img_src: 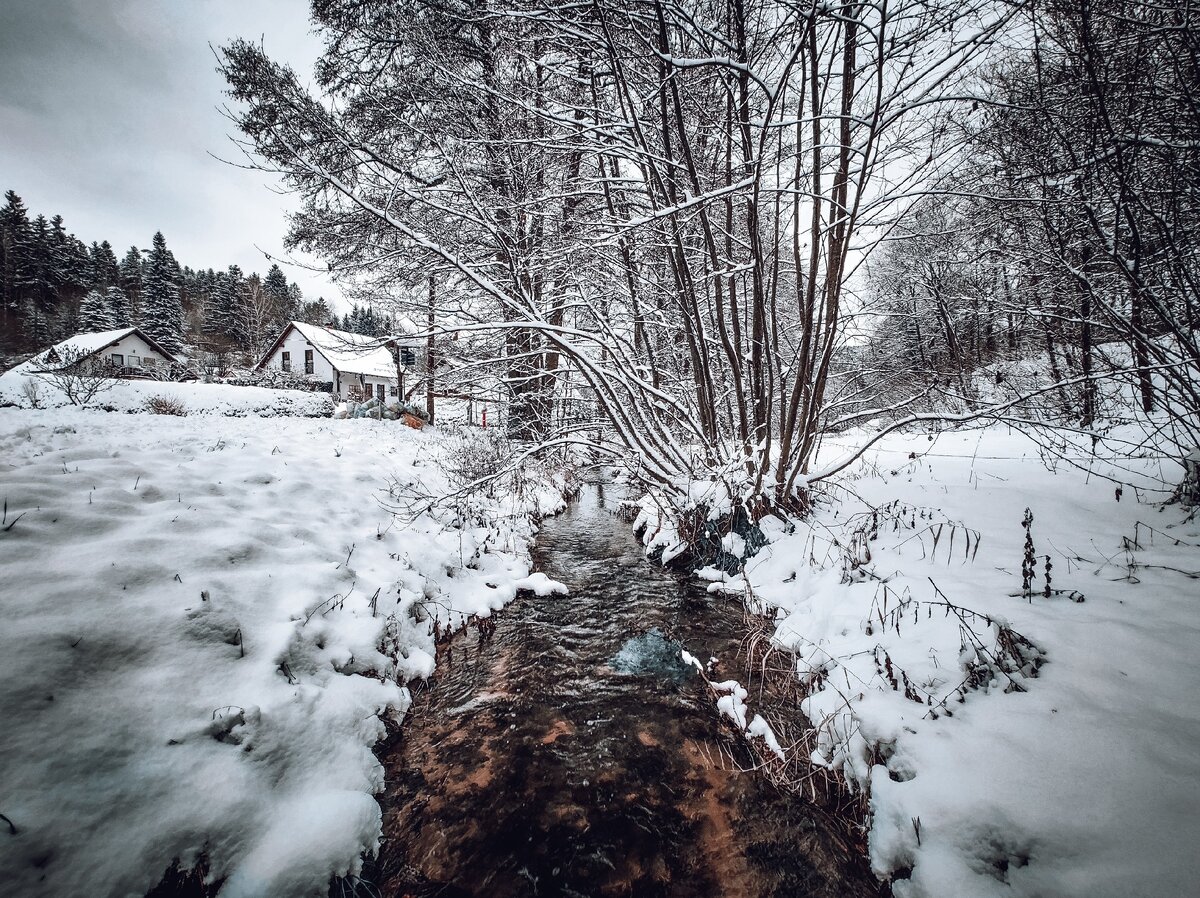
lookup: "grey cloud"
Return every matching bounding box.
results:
[0,0,340,305]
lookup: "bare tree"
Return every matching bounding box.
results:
[30,345,119,406]
[221,0,1018,515]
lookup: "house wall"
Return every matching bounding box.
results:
[96,334,172,370]
[355,372,400,402]
[265,328,337,385]
[264,328,404,400]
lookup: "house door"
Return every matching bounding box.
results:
[376,384,386,402]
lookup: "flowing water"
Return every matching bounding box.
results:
[373,481,885,898]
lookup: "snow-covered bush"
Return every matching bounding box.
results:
[144,394,187,416]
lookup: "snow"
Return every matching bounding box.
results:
[730,424,1200,897]
[513,571,568,596]
[713,680,750,729]
[0,367,334,417]
[0,407,566,896]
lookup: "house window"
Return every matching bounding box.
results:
[377,383,386,401]
[281,351,291,372]
[400,347,416,367]
[111,353,124,367]
[389,385,398,396]
[304,349,314,375]
[128,356,141,368]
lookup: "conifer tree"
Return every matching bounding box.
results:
[286,282,303,317]
[140,231,183,352]
[1,190,33,346]
[90,241,120,289]
[298,296,331,325]
[106,285,131,328]
[23,215,57,346]
[78,289,116,333]
[207,264,245,346]
[118,245,144,311]
[48,217,90,322]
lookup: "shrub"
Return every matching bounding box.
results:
[144,395,187,416]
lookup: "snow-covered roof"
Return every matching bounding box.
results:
[283,322,405,378]
[392,315,420,337]
[5,327,175,376]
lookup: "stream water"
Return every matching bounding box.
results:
[372,481,885,897]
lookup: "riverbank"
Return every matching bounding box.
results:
[0,409,566,897]
[709,425,1200,897]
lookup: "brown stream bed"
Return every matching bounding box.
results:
[370,481,886,898]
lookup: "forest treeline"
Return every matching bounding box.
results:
[0,190,391,363]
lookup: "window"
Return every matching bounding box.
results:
[111,353,124,367]
[128,356,141,368]
[304,349,314,375]
[281,351,291,372]
[389,385,398,397]
[377,383,386,401]
[400,347,416,367]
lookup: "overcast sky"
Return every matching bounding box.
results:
[0,0,343,305]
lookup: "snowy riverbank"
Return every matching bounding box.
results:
[0,409,567,896]
[699,426,1200,897]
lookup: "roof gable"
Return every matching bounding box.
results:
[259,321,408,378]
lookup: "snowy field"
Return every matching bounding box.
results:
[0,367,334,417]
[691,426,1200,897]
[0,407,566,896]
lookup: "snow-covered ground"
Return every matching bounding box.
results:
[694,426,1200,897]
[0,366,334,417]
[0,407,566,896]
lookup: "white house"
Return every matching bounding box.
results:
[256,321,422,401]
[13,327,176,376]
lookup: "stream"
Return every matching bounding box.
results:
[372,480,885,897]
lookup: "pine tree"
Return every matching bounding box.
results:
[140,231,183,352]
[118,245,143,311]
[1,190,33,347]
[90,241,120,289]
[48,217,90,330]
[106,285,131,328]
[211,264,245,346]
[263,263,288,305]
[78,289,116,332]
[298,296,331,325]
[23,215,57,346]
[287,282,303,318]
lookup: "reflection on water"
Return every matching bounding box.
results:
[374,481,884,898]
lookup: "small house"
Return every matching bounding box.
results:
[256,321,422,401]
[22,327,176,376]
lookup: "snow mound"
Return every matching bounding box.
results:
[0,410,563,896]
[0,370,333,417]
[737,425,1200,897]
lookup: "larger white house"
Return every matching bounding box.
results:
[256,321,422,401]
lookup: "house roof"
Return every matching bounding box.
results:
[7,327,176,375]
[259,322,407,378]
